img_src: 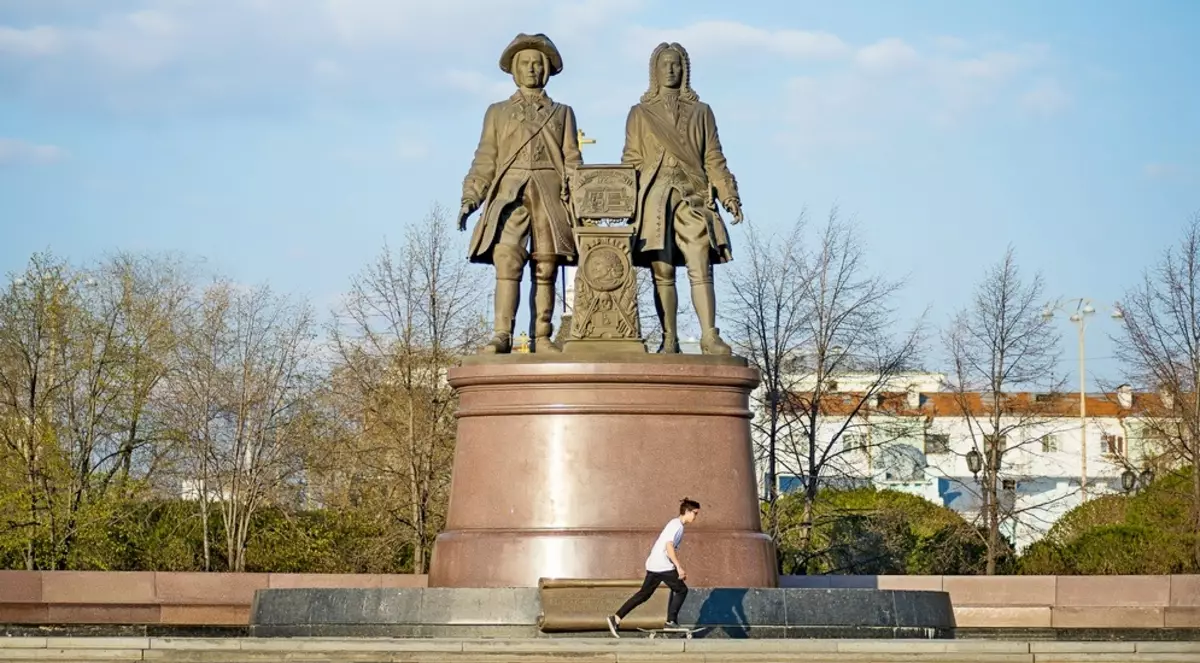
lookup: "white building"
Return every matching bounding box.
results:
[754,374,1165,551]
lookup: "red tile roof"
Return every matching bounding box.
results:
[785,390,1168,418]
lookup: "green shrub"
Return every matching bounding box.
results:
[769,487,992,575]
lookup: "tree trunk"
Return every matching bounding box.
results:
[234,509,249,573]
[1193,448,1200,570]
[199,494,211,572]
[407,396,425,575]
[223,499,236,572]
[25,461,38,570]
[985,466,998,575]
[797,478,817,574]
[115,414,139,494]
[766,406,780,544]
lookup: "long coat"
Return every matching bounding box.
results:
[461,91,582,263]
[621,97,740,266]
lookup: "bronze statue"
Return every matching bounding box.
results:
[622,42,743,355]
[458,33,583,354]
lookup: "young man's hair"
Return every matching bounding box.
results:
[679,497,701,515]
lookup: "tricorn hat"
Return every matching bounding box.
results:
[499,33,563,76]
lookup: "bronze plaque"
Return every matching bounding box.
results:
[571,165,637,220]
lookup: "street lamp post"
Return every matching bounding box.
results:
[1121,465,1155,494]
[1042,298,1123,502]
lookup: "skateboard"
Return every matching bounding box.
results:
[636,626,706,639]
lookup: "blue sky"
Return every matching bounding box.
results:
[1,0,1197,386]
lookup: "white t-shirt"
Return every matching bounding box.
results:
[645,517,685,573]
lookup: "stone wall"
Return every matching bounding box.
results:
[781,575,1200,628]
[0,572,1196,629]
[0,572,429,625]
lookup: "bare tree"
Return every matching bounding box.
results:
[725,207,924,567]
[0,253,79,569]
[943,246,1066,574]
[324,205,487,573]
[0,251,192,569]
[1113,214,1200,568]
[51,252,196,567]
[166,280,316,571]
[96,252,194,496]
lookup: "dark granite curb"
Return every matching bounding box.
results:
[249,587,956,639]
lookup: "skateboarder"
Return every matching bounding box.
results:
[605,498,700,637]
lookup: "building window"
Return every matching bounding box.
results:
[924,433,950,455]
[1041,434,1059,453]
[777,475,803,494]
[1102,434,1125,456]
[843,433,867,453]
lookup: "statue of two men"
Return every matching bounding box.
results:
[458,34,743,355]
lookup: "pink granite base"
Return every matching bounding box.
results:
[427,356,778,588]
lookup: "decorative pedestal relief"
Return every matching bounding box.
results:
[565,164,646,353]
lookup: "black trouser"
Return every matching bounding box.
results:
[615,569,688,623]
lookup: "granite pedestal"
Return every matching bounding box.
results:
[427,354,777,589]
[249,587,957,638]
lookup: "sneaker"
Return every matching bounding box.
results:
[605,615,620,638]
[664,620,680,629]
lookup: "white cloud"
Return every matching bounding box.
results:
[1019,78,1071,116]
[397,140,430,161]
[925,46,1047,121]
[550,0,645,35]
[628,20,849,60]
[0,138,66,165]
[0,5,1070,152]
[950,49,1033,81]
[312,59,345,81]
[125,9,176,37]
[441,69,512,101]
[933,36,969,52]
[780,73,903,149]
[1143,163,1187,180]
[615,23,1058,153]
[775,38,1058,154]
[323,0,495,47]
[0,25,64,56]
[396,125,432,161]
[330,123,434,165]
[856,38,920,75]
[0,0,648,113]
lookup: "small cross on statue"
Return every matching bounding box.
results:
[577,129,596,147]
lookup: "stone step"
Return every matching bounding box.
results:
[0,638,1195,662]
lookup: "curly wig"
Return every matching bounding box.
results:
[641,42,699,103]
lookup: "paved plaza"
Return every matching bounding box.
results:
[1,638,1199,662]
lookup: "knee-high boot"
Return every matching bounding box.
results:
[481,245,527,354]
[533,257,561,353]
[691,279,731,356]
[654,279,679,354]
